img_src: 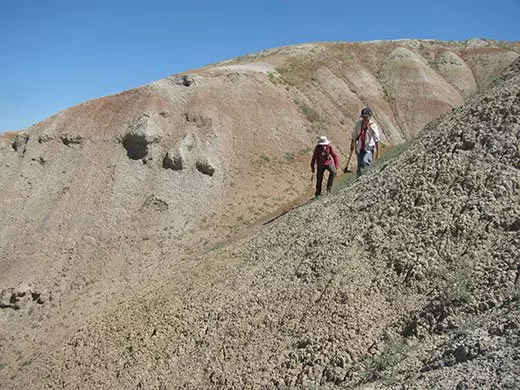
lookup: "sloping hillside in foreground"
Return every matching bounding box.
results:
[13,57,520,390]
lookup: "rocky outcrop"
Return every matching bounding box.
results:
[0,284,51,310]
[11,133,29,152]
[162,150,183,170]
[195,159,216,176]
[60,134,84,146]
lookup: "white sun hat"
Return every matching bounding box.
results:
[317,136,330,145]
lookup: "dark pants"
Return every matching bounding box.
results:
[315,164,336,196]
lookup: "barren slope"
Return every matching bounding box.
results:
[0,39,519,389]
[4,50,520,390]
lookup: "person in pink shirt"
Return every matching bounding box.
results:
[311,136,339,197]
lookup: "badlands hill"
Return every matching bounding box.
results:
[0,39,519,389]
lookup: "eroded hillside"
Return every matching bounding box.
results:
[0,39,519,389]
[3,48,519,390]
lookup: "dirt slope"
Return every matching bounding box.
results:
[0,39,519,389]
[5,50,520,390]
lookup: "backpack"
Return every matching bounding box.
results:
[321,145,331,162]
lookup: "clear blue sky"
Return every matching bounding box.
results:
[1,0,519,133]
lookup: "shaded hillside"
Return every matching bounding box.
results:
[9,54,520,390]
[0,39,519,389]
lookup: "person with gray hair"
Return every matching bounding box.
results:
[311,136,339,197]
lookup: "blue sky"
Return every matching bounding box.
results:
[1,0,519,133]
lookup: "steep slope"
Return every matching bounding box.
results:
[0,39,519,388]
[9,54,520,390]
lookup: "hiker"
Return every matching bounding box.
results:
[311,136,339,197]
[351,107,381,177]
